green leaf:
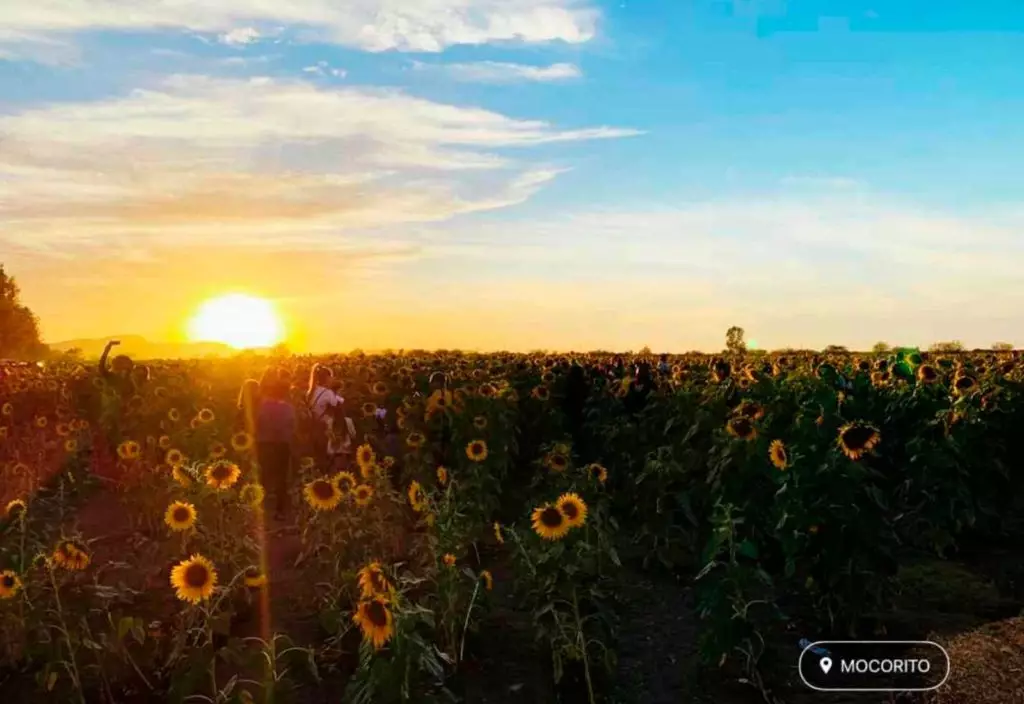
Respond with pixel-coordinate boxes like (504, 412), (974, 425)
(738, 539), (759, 560)
(46, 671), (58, 692)
(117, 615), (134, 641)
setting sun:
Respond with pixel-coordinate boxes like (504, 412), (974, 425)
(186, 294), (284, 349)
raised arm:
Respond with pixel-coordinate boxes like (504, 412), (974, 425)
(98, 340), (120, 377)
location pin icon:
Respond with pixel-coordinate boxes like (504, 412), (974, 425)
(820, 657), (833, 675)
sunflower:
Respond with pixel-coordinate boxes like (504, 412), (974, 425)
(953, 375), (977, 395)
(0, 570), (22, 599)
(170, 554), (218, 604)
(735, 401), (765, 421)
(164, 501), (197, 532)
(0, 402), (11, 416)
(587, 463), (608, 484)
(479, 382), (496, 397)
(52, 540), (91, 571)
(0, 427), (7, 440)
(407, 480), (426, 512)
(493, 521), (504, 544)
(64, 438), (78, 453)
(361, 402), (378, 418)
(436, 466), (448, 485)
(372, 381), (388, 395)
(34, 416), (48, 429)
(354, 484), (374, 506)
(230, 431), (253, 452)
(531, 385), (551, 401)
(357, 561), (394, 600)
(304, 478), (343, 511)
(473, 415), (488, 430)
(158, 435), (172, 449)
(406, 432), (426, 450)
(711, 361), (731, 383)
(466, 439), (488, 462)
(480, 569), (494, 591)
(769, 440), (788, 471)
(239, 483), (265, 508)
(381, 456), (395, 469)
(556, 493), (588, 529)
(172, 465), (193, 487)
(356, 444), (376, 473)
(917, 364), (939, 384)
(531, 504), (571, 541)
(165, 448), (185, 467)
(546, 452), (569, 473)
(205, 461), (241, 490)
(208, 441), (226, 460)
(837, 422), (881, 460)
(725, 417), (757, 441)
(197, 408), (215, 424)
(443, 553), (456, 567)
(5, 498), (27, 520)
(243, 566), (267, 588)
(55, 422), (70, 437)
(168, 408), (181, 422)
(117, 440), (141, 461)
(353, 597), (394, 650)
(333, 471), (357, 497)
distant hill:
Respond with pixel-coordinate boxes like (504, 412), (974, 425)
(47, 335), (241, 360)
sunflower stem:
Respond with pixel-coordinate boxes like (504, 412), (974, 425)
(571, 587), (596, 704)
(458, 579), (481, 664)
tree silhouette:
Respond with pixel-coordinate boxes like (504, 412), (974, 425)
(992, 342), (1014, 351)
(725, 326), (746, 354)
(872, 341), (891, 354)
(929, 340), (965, 353)
(0, 265), (48, 360)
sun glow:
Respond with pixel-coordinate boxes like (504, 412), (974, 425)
(186, 294), (285, 349)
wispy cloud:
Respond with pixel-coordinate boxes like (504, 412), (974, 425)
(413, 60), (582, 83)
(303, 60), (346, 78)
(0, 74), (639, 255)
(218, 27), (261, 46)
(0, 0), (598, 62)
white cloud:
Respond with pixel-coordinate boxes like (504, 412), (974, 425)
(0, 0), (598, 61)
(413, 60), (582, 83)
(0, 74), (638, 254)
(218, 27), (261, 45)
(303, 60), (346, 78)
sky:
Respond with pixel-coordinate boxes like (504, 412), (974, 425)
(2, 0), (1024, 353)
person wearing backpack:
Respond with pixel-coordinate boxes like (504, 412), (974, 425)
(305, 364), (347, 470)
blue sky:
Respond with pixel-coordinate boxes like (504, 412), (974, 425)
(2, 1), (1024, 351)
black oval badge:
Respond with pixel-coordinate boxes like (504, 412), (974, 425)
(798, 640), (950, 692)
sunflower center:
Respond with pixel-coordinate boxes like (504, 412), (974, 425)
(1, 575), (14, 588)
(560, 502), (579, 520)
(312, 481), (335, 500)
(184, 563), (210, 588)
(172, 507), (191, 523)
(210, 465), (232, 481)
(540, 506), (564, 528)
(731, 418), (753, 436)
(366, 600), (389, 627)
(842, 426), (874, 449)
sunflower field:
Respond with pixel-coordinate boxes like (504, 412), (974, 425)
(2, 348), (1024, 703)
